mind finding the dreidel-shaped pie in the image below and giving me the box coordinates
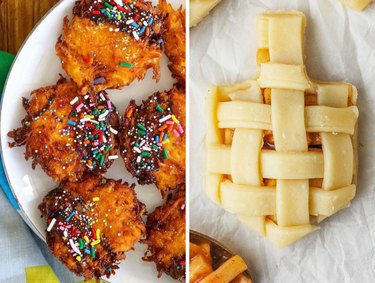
[206,11,358,248]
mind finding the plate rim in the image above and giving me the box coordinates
[0,0,66,242]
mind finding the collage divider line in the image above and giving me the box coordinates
[185,0,190,278]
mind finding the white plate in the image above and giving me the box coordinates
[0,0,183,282]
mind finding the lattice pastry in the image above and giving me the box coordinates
[340,0,373,10]
[190,0,222,27]
[205,11,359,248]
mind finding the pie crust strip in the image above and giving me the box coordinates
[217,102,358,135]
[220,180,356,217]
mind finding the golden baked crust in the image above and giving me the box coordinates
[144,188,186,280]
[120,86,186,197]
[8,77,119,182]
[38,174,146,281]
[56,0,164,93]
[158,0,186,86]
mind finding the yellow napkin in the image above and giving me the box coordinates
[25,266,59,283]
[25,265,96,283]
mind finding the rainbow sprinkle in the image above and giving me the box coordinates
[46,190,103,263]
[123,94,184,175]
[63,92,118,171]
[119,62,132,67]
[77,0,159,41]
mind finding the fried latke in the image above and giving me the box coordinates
[120,86,186,197]
[56,0,164,93]
[144,189,186,280]
[8,77,119,182]
[158,0,186,86]
[39,174,146,281]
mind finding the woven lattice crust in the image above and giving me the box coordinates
[205,11,358,248]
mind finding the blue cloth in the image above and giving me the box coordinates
[0,156,19,210]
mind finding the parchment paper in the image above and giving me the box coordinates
[190,1,375,282]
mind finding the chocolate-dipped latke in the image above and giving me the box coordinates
[38,174,146,281]
[158,0,186,87]
[8,77,119,182]
[144,188,186,281]
[56,0,165,93]
[120,86,185,197]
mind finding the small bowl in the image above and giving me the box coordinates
[190,230,252,280]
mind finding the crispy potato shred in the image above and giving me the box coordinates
[56,0,164,93]
[120,86,186,197]
[144,188,186,281]
[140,1,187,280]
[38,174,146,281]
[8,77,119,182]
[158,0,186,86]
